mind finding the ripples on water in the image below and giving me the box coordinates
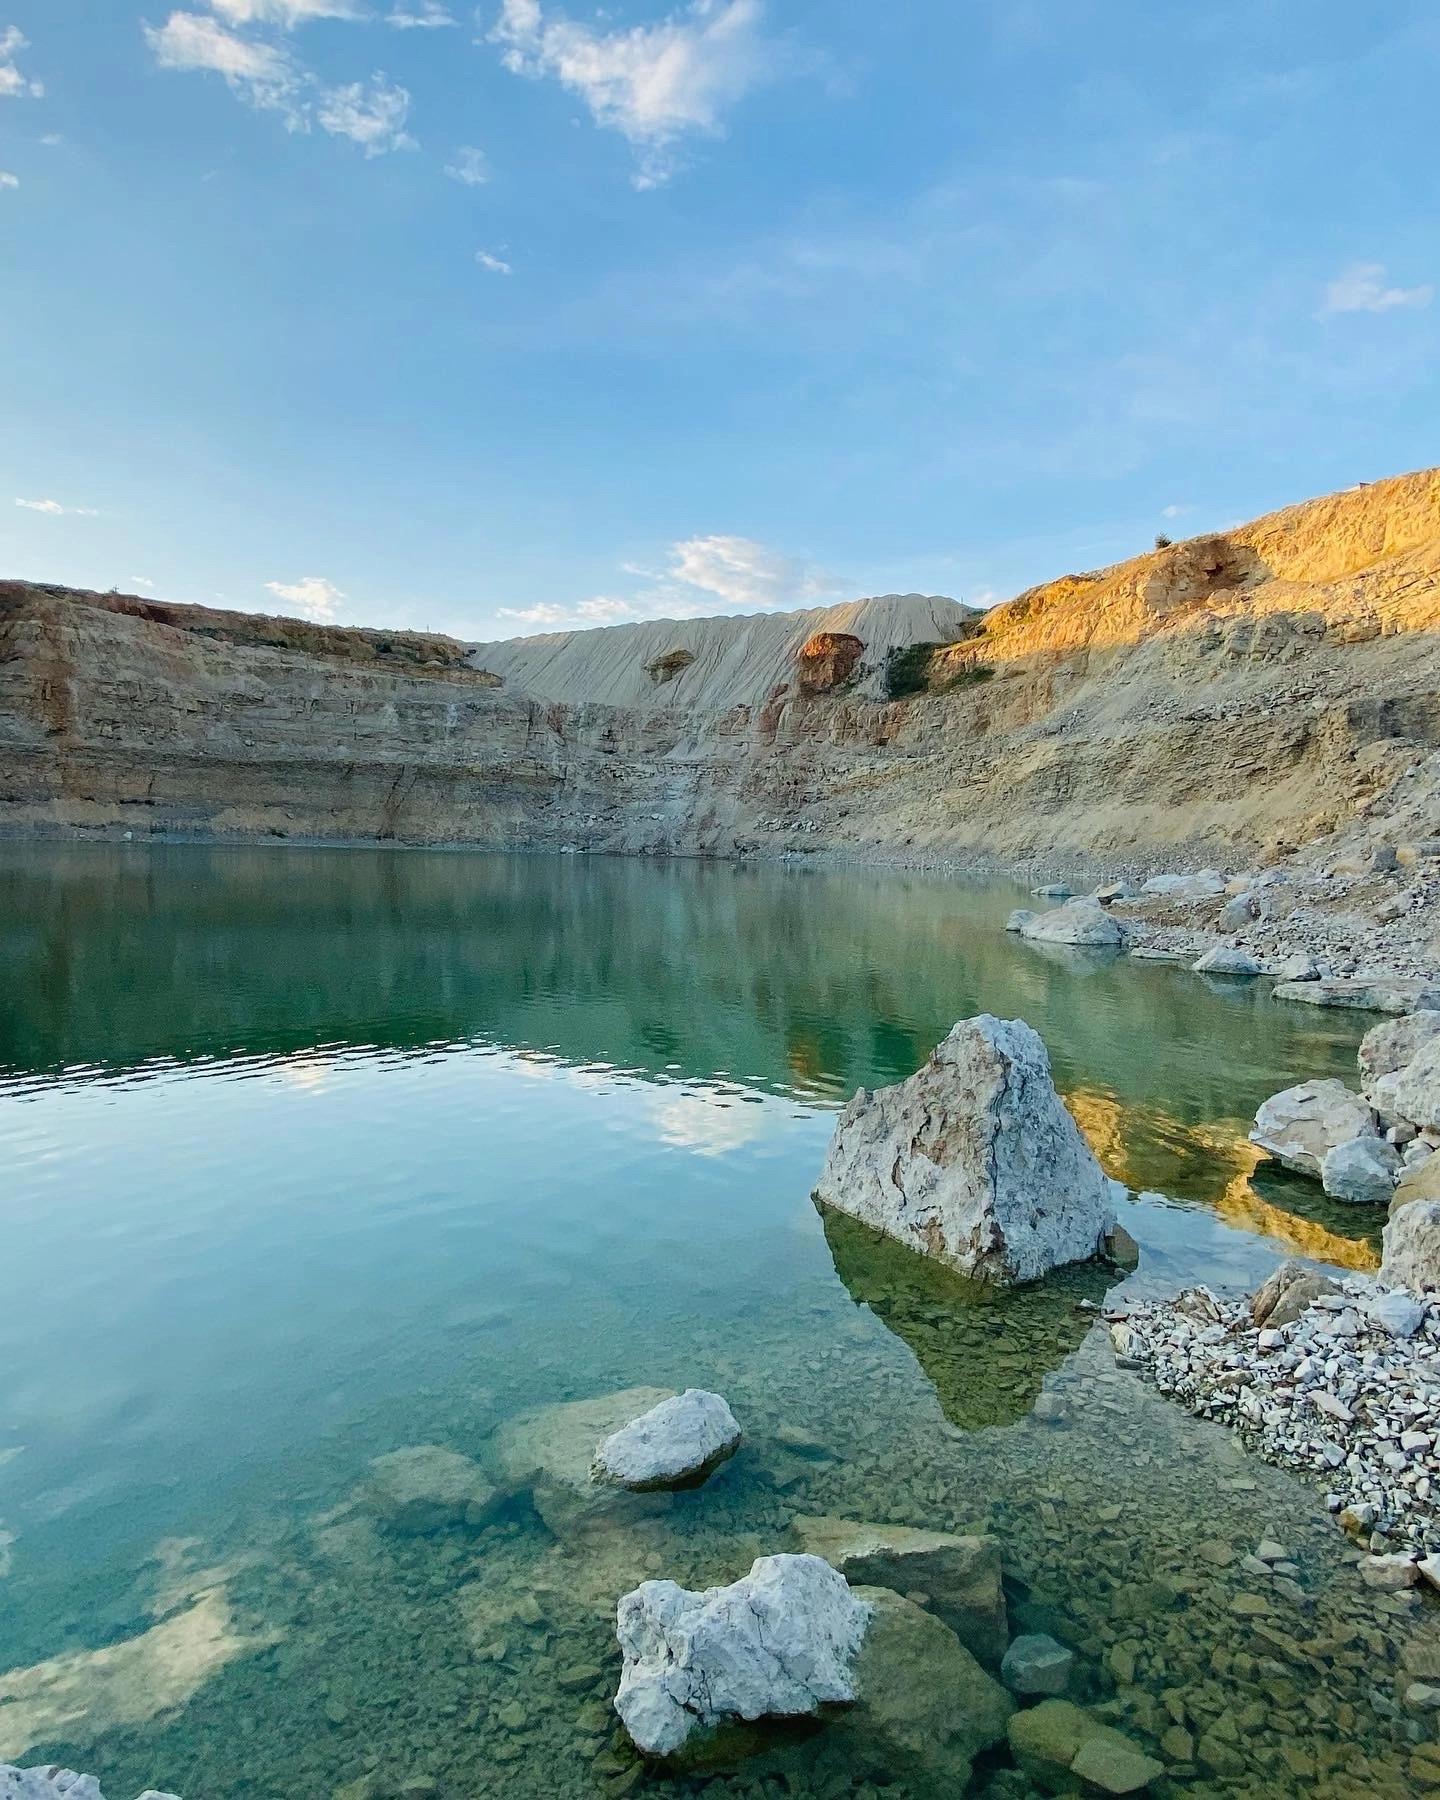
[0,845,1430,1798]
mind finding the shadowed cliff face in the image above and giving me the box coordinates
[3,467,1439,866]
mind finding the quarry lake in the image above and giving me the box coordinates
[1,842,1434,1799]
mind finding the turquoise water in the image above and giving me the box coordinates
[0,844,1432,1798]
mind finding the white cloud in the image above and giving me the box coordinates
[1321,261,1433,316]
[667,533,839,608]
[208,0,359,22]
[387,0,455,25]
[39,131,62,145]
[144,11,304,122]
[316,74,415,154]
[129,576,157,588]
[490,0,773,188]
[15,496,98,516]
[0,171,16,189]
[145,12,415,153]
[0,25,43,99]
[1160,503,1191,519]
[264,575,345,622]
[475,247,512,274]
[444,144,489,185]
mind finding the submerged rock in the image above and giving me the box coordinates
[1000,1631,1075,1696]
[490,1387,678,1538]
[592,1389,741,1491]
[1019,901,1126,948]
[364,1446,502,1535]
[613,1554,869,1758]
[1250,1079,1377,1179]
[790,1515,1007,1666]
[1,1769,179,1800]
[814,1015,1119,1285]
[1321,1135,1401,1206]
[1009,1700,1161,1794]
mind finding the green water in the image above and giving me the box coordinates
[0,844,1433,1798]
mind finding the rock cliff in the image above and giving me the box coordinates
[2,468,1438,867]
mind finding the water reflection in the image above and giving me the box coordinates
[818,1202,1114,1429]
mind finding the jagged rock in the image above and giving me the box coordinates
[644,647,695,685]
[592,1390,741,1491]
[1094,879,1139,902]
[1250,1080,1377,1179]
[1273,978,1440,1014]
[490,1386,678,1538]
[1001,1632,1074,1696]
[1193,946,1262,976]
[1364,1287,1426,1338]
[795,632,864,695]
[1360,1012,1440,1083]
[813,1015,1120,1285]
[0,1773,179,1800]
[832,1588,1012,1791]
[1140,870,1227,899]
[1019,901,1126,947]
[613,1554,869,1758]
[1393,1037,1440,1132]
[1273,952,1320,981]
[1250,1258,1341,1329]
[1217,893,1258,930]
[789,1515,1008,1666]
[1393,1157,1440,1216]
[364,1446,502,1535]
[1382,1200,1440,1293]
[1321,1135,1402,1206]
[1005,908,1036,933]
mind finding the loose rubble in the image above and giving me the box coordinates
[1111,1266,1440,1562]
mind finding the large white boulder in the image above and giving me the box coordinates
[1140,870,1226,900]
[1193,946,1262,976]
[1321,1135,1401,1205]
[592,1390,741,1491]
[1382,1199,1440,1293]
[0,1773,179,1800]
[1250,1080,1378,1179]
[1392,1037,1440,1132]
[814,1016,1119,1285]
[1359,1012,1440,1084]
[614,1554,870,1758]
[1019,902,1126,948]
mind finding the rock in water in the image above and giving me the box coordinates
[1192,946,1262,976]
[592,1390,741,1491]
[1001,1632,1075,1696]
[1019,901,1126,947]
[789,1516,1008,1666]
[813,1016,1119,1285]
[1321,1135,1401,1205]
[1,1773,180,1800]
[364,1445,502,1535]
[1250,1079,1377,1179]
[489,1386,678,1538]
[614,1554,870,1758]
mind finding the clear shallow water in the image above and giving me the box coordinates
[0,844,1433,1798]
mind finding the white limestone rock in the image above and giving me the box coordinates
[814,1016,1119,1286]
[1359,1012,1440,1084]
[1392,1037,1440,1133]
[1193,946,1263,976]
[1005,908,1036,933]
[1382,1199,1440,1293]
[592,1389,741,1491]
[1250,1080,1378,1180]
[1273,978,1440,1014]
[1140,870,1227,900]
[0,1774,179,1800]
[1321,1135,1402,1206]
[1019,902,1126,948]
[614,1554,870,1758]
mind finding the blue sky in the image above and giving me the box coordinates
[1,1,1437,640]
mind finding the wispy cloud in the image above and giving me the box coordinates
[15,496,99,516]
[1160,503,1191,519]
[387,0,455,26]
[264,574,345,622]
[0,25,44,99]
[208,0,359,23]
[444,144,489,185]
[1321,261,1433,316]
[0,170,17,189]
[129,576,157,589]
[490,0,775,189]
[475,248,512,274]
[145,11,415,152]
[316,74,415,154]
[494,533,845,633]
